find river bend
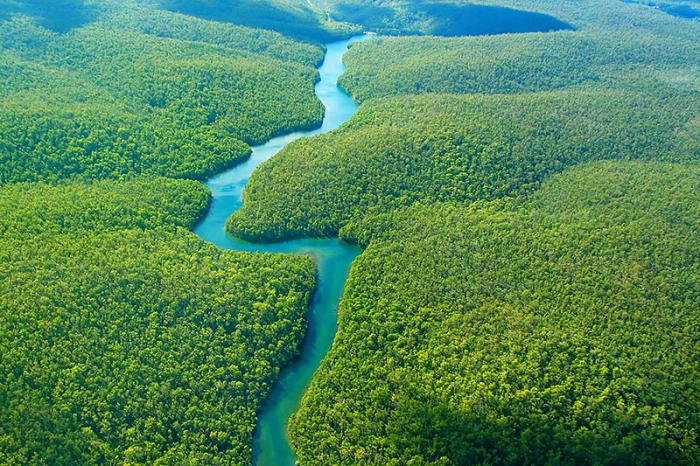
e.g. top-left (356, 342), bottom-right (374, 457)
top-left (193, 35), bottom-right (368, 466)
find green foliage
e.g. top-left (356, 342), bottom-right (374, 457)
top-left (339, 30), bottom-right (700, 102)
top-left (161, 0), bottom-right (360, 43)
top-left (0, 1), bottom-right (325, 183)
top-left (2, 1), bottom-right (699, 465)
top-left (330, 0), bottom-right (700, 102)
top-left (228, 90), bottom-right (699, 240)
top-left (0, 0), bottom-right (99, 33)
top-left (324, 0), bottom-right (573, 36)
top-left (222, 3), bottom-right (700, 463)
top-left (290, 161), bottom-right (700, 465)
top-left (111, 5), bottom-right (324, 66)
top-left (0, 2), bottom-right (328, 463)
top-left (0, 177), bottom-right (211, 237)
top-left (0, 178), bottom-right (316, 464)
top-left (0, 96), bottom-right (252, 183)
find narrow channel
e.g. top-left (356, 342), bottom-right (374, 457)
top-left (193, 35), bottom-right (369, 466)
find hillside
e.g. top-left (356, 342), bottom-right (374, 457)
top-left (161, 0), bottom-right (360, 43)
top-left (0, 0), bottom-right (325, 184)
top-left (337, 0), bottom-right (700, 101)
top-left (291, 161), bottom-right (700, 465)
top-left (0, 178), bottom-right (315, 464)
top-left (228, 90), bottom-right (699, 240)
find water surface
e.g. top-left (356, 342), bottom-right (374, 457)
top-left (193, 35), bottom-right (368, 466)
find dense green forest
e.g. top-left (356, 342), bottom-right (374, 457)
top-left (290, 161), bottom-right (700, 464)
top-left (0, 0), bottom-right (324, 183)
top-left (2, 0), bottom-right (699, 464)
top-left (0, 178), bottom-right (315, 464)
top-left (222, 0), bottom-right (700, 464)
top-left (0, 1), bottom-right (326, 463)
top-left (336, 0), bottom-right (700, 101)
top-left (339, 31), bottom-right (700, 101)
top-left (319, 0), bottom-right (574, 36)
top-left (229, 90), bottom-right (700, 240)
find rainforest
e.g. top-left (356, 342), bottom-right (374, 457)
top-left (0, 1), bottom-right (698, 465)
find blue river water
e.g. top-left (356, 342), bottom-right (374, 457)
top-left (193, 35), bottom-right (369, 465)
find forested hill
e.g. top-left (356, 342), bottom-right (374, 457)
top-left (293, 161), bottom-right (700, 464)
top-left (338, 5), bottom-right (700, 102)
top-left (229, 90), bottom-right (699, 240)
top-left (0, 1), bottom-right (329, 463)
top-left (224, 0), bottom-right (700, 464)
top-left (160, 0), bottom-right (360, 43)
top-left (318, 0), bottom-right (575, 36)
top-left (0, 0), bottom-right (326, 184)
top-left (0, 178), bottom-right (316, 464)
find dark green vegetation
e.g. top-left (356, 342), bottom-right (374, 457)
top-left (229, 90), bottom-right (700, 240)
top-left (338, 31), bottom-right (700, 102)
top-left (0, 0), bottom-right (98, 32)
top-left (623, 0), bottom-right (700, 19)
top-left (0, 1), bottom-right (330, 463)
top-left (162, 0), bottom-right (360, 43)
top-left (323, 0), bottom-right (573, 36)
top-left (291, 161), bottom-right (700, 465)
top-left (224, 0), bottom-right (700, 463)
top-left (0, 178), bottom-right (315, 464)
top-left (0, 0), bottom-right (324, 183)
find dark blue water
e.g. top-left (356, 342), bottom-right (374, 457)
top-left (193, 35), bottom-right (369, 466)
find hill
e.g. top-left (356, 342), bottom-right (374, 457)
top-left (0, 178), bottom-right (315, 464)
top-left (0, 1), bottom-right (325, 184)
top-left (228, 90), bottom-right (700, 240)
top-left (291, 161), bottom-right (700, 465)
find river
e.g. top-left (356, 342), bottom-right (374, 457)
top-left (193, 35), bottom-right (369, 466)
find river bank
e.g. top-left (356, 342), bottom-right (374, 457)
top-left (193, 35), bottom-right (369, 466)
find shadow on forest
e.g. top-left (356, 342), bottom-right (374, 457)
top-left (160, 0), bottom-right (333, 42)
top-left (415, 2), bottom-right (574, 36)
top-left (332, 1), bottom-right (574, 36)
top-left (1, 0), bottom-right (97, 32)
top-left (621, 0), bottom-right (700, 19)
top-left (384, 381), bottom-right (673, 464)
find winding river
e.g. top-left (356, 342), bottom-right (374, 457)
top-left (193, 35), bottom-right (369, 466)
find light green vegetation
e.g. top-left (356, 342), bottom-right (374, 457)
top-left (225, 0), bottom-right (700, 463)
top-left (337, 1), bottom-right (700, 101)
top-left (228, 90), bottom-right (700, 240)
top-left (0, 178), bottom-right (315, 464)
top-left (0, 0), bottom-right (325, 183)
top-left (290, 161), bottom-right (700, 465)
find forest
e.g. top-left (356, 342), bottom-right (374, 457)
top-left (0, 178), bottom-right (315, 464)
top-left (0, 1), bottom-right (323, 463)
top-left (225, 0), bottom-right (700, 464)
top-left (1, 0), bottom-right (699, 464)
top-left (0, 0), bottom-right (324, 183)
top-left (338, 29), bottom-right (700, 102)
top-left (161, 0), bottom-right (360, 43)
top-left (229, 89), bottom-right (699, 240)
top-left (291, 161), bottom-right (700, 465)
top-left (317, 0), bottom-right (574, 36)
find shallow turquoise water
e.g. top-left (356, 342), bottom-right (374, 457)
top-left (193, 35), bottom-right (369, 466)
